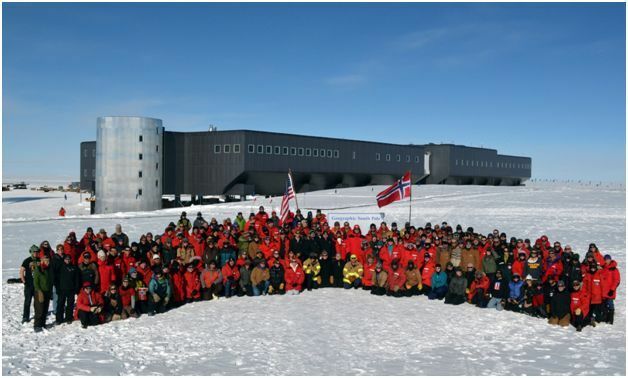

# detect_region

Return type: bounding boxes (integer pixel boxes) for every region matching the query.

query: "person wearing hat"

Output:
[268,258,285,295]
[218,240,237,268]
[200,261,223,300]
[342,254,364,289]
[78,251,99,287]
[111,224,129,248]
[127,267,148,314]
[118,276,138,318]
[55,254,80,325]
[193,212,206,229]
[148,268,171,315]
[587,243,606,267]
[285,255,305,295]
[444,267,467,305]
[548,280,571,327]
[460,240,480,274]
[32,255,53,332]
[601,254,620,324]
[302,253,322,291]
[467,271,490,307]
[521,275,540,316]
[75,281,104,328]
[182,263,201,302]
[177,211,191,231]
[419,253,436,296]
[103,283,123,322]
[238,258,253,296]
[369,262,389,296]
[486,269,508,310]
[584,263,604,326]
[386,258,406,297]
[19,245,39,323]
[570,280,590,331]
[97,250,115,295]
[403,260,422,297]
[524,249,543,281]
[505,274,525,312]
[251,259,271,296]
[542,249,564,283]
[221,258,240,298]
[428,264,448,300]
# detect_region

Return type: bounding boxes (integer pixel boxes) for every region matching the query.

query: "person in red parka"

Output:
[118,276,137,319]
[96,250,115,295]
[542,249,563,283]
[588,243,606,267]
[386,259,406,297]
[570,280,590,332]
[601,255,620,324]
[183,264,201,302]
[419,253,436,295]
[221,258,240,298]
[511,252,527,278]
[362,255,377,289]
[76,282,104,328]
[169,262,186,306]
[583,264,604,325]
[468,271,490,307]
[285,257,305,294]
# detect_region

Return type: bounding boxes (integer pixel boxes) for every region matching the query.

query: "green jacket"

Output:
[235,216,246,231]
[33,267,53,293]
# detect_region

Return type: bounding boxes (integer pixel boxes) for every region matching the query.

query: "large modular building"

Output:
[81,116,532,214]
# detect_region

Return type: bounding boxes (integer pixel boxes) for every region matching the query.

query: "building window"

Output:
[156,163,159,170]
[274,146,281,155]
[415,156,420,163]
[139,135,143,142]
[376,153,381,161]
[406,155,410,163]
[327,149,333,158]
[139,171,142,178]
[248,144,255,153]
[282,146,289,155]
[352,151,356,160]
[257,145,264,154]
[266,145,272,154]
[396,154,401,162]
[298,147,304,156]
[386,154,391,162]
[233,144,241,153]
[313,148,319,157]
[306,148,312,157]
[156,127,159,135]
[224,144,231,153]
[156,180,159,187]
[334,150,339,158]
[139,153,143,160]
[156,145,159,152]
[138,189,143,196]
[290,147,297,156]
[214,145,221,154]
[319,148,325,157]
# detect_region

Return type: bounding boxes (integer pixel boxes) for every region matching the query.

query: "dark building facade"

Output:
[81,129,531,198]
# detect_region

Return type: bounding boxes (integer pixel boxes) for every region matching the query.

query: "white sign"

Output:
[327,212,386,229]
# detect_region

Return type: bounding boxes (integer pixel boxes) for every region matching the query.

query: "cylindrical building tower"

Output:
[95,116,163,214]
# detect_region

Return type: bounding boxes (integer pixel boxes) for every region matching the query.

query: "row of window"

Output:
[375,153,421,163]
[214,144,241,154]
[455,159,530,169]
[137,180,159,196]
[83,149,96,158]
[242,144,341,159]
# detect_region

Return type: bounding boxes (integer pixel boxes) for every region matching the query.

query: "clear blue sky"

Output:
[3,2,625,182]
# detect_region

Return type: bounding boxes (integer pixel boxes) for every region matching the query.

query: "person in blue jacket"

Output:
[219,240,237,267]
[504,273,524,312]
[428,264,448,300]
[148,267,171,316]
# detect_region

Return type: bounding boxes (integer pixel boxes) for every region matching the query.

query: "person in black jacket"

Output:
[268,259,285,295]
[548,280,571,327]
[55,254,80,324]
[19,246,38,323]
[543,276,558,315]
[318,250,334,287]
[486,269,509,311]
[103,284,123,322]
[331,252,345,288]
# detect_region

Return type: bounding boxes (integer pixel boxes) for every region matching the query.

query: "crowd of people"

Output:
[20,207,621,333]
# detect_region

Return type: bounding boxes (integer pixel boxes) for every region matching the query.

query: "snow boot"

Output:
[34,327,43,333]
[608,310,614,325]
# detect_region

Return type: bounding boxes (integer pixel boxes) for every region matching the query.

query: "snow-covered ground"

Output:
[2,183,626,375]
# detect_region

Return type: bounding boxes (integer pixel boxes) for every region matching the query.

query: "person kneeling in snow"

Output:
[148,268,171,316]
[342,254,363,289]
[103,284,123,322]
[428,264,448,300]
[303,253,322,291]
[251,260,271,296]
[404,261,422,297]
[268,259,285,295]
[467,271,490,307]
[548,280,571,327]
[444,267,467,305]
[486,269,508,310]
[504,274,524,312]
[387,259,406,297]
[370,262,388,296]
[76,282,103,328]
[285,256,305,295]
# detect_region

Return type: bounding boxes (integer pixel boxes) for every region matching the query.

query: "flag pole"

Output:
[408,170,412,225]
[289,169,299,210]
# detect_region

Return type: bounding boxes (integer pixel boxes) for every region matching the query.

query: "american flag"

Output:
[280,172,296,223]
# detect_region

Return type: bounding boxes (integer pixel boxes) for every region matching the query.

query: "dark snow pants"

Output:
[22,285,34,321]
[33,291,51,328]
[55,290,75,323]
[78,310,99,328]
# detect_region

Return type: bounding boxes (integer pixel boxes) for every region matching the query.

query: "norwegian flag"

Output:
[280,174,296,223]
[376,171,412,208]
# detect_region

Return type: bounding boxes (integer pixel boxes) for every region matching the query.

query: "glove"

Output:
[418,283,423,290]
[191,290,198,296]
[465,289,470,294]
[164,297,170,305]
[95,307,102,314]
[279,283,284,290]
[330,276,334,284]
[152,293,161,302]
[608,290,614,297]
[405,284,412,289]
[90,306,98,313]
[268,286,274,294]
